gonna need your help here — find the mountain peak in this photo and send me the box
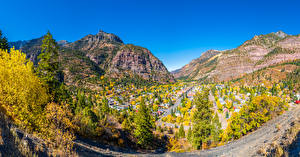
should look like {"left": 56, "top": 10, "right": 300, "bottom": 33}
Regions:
{"left": 273, "top": 30, "right": 288, "bottom": 38}
{"left": 94, "top": 30, "right": 123, "bottom": 44}
{"left": 57, "top": 40, "right": 69, "bottom": 46}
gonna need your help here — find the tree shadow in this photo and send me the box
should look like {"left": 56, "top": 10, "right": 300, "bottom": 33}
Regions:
{"left": 0, "top": 112, "right": 22, "bottom": 156}
{"left": 287, "top": 131, "right": 300, "bottom": 157}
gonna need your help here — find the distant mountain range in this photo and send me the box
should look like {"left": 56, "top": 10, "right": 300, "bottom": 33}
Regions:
{"left": 172, "top": 31, "right": 300, "bottom": 82}
{"left": 9, "top": 30, "right": 175, "bottom": 89}
{"left": 9, "top": 30, "right": 300, "bottom": 87}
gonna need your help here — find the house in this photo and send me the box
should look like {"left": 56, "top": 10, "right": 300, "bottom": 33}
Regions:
{"left": 296, "top": 94, "right": 300, "bottom": 100}
{"left": 219, "top": 98, "right": 226, "bottom": 105}
{"left": 157, "top": 109, "right": 165, "bottom": 116}
{"left": 175, "top": 110, "right": 181, "bottom": 117}
{"left": 234, "top": 108, "right": 240, "bottom": 113}
{"left": 159, "top": 103, "right": 167, "bottom": 108}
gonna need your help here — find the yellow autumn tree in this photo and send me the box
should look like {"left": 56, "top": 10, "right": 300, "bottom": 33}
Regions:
{"left": 42, "top": 102, "right": 75, "bottom": 155}
{"left": 0, "top": 48, "right": 49, "bottom": 131}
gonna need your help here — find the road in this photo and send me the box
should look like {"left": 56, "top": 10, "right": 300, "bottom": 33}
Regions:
{"left": 156, "top": 86, "right": 194, "bottom": 128}
{"left": 157, "top": 88, "right": 223, "bottom": 130}
{"left": 209, "top": 91, "right": 228, "bottom": 130}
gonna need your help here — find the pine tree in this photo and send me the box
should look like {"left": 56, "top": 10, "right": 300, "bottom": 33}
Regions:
{"left": 179, "top": 124, "right": 185, "bottom": 138}
{"left": 121, "top": 118, "right": 131, "bottom": 131}
{"left": 37, "top": 31, "right": 64, "bottom": 102}
{"left": 212, "top": 112, "right": 222, "bottom": 142}
{"left": 0, "top": 30, "right": 9, "bottom": 51}
{"left": 77, "top": 90, "right": 86, "bottom": 109}
{"left": 101, "top": 97, "right": 110, "bottom": 113}
{"left": 187, "top": 127, "right": 192, "bottom": 142}
{"left": 134, "top": 98, "right": 154, "bottom": 148}
{"left": 87, "top": 94, "right": 93, "bottom": 107}
{"left": 175, "top": 131, "right": 179, "bottom": 140}
{"left": 191, "top": 89, "right": 214, "bottom": 150}
{"left": 171, "top": 108, "right": 175, "bottom": 117}
{"left": 169, "top": 97, "right": 173, "bottom": 106}
{"left": 38, "top": 31, "right": 60, "bottom": 83}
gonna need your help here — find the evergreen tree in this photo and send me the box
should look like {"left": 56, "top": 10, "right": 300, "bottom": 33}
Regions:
{"left": 175, "top": 131, "right": 179, "bottom": 140}
{"left": 182, "top": 101, "right": 186, "bottom": 108}
{"left": 169, "top": 97, "right": 173, "bottom": 106}
{"left": 101, "top": 97, "right": 110, "bottom": 113}
{"left": 158, "top": 95, "right": 162, "bottom": 103}
{"left": 179, "top": 124, "right": 185, "bottom": 138}
{"left": 87, "top": 94, "right": 93, "bottom": 107}
{"left": 0, "top": 30, "right": 9, "bottom": 51}
{"left": 77, "top": 90, "right": 86, "bottom": 109}
{"left": 37, "top": 31, "right": 65, "bottom": 102}
{"left": 212, "top": 112, "right": 222, "bottom": 142}
{"left": 187, "top": 127, "right": 192, "bottom": 142}
{"left": 38, "top": 31, "right": 60, "bottom": 83}
{"left": 191, "top": 89, "right": 214, "bottom": 150}
{"left": 181, "top": 97, "right": 185, "bottom": 104}
{"left": 134, "top": 98, "right": 154, "bottom": 148}
{"left": 121, "top": 118, "right": 131, "bottom": 131}
{"left": 171, "top": 108, "right": 175, "bottom": 117}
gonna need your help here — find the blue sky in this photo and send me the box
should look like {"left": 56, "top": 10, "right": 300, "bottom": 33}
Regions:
{"left": 1, "top": 0, "right": 300, "bottom": 71}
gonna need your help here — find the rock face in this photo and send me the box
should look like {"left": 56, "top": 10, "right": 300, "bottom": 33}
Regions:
{"left": 9, "top": 30, "right": 174, "bottom": 86}
{"left": 64, "top": 30, "right": 174, "bottom": 83}
{"left": 109, "top": 44, "right": 173, "bottom": 82}
{"left": 9, "top": 38, "right": 43, "bottom": 64}
{"left": 171, "top": 50, "right": 221, "bottom": 79}
{"left": 173, "top": 31, "right": 300, "bottom": 82}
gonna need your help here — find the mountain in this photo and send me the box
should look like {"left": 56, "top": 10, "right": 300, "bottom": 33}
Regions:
{"left": 9, "top": 30, "right": 174, "bottom": 89}
{"left": 231, "top": 60, "right": 300, "bottom": 88}
{"left": 171, "top": 50, "right": 222, "bottom": 80}
{"left": 8, "top": 40, "right": 29, "bottom": 49}
{"left": 172, "top": 31, "right": 300, "bottom": 82}
{"left": 9, "top": 37, "right": 44, "bottom": 65}
{"left": 57, "top": 40, "right": 69, "bottom": 46}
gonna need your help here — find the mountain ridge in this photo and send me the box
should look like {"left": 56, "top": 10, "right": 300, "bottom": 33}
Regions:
{"left": 172, "top": 31, "right": 300, "bottom": 82}
{"left": 9, "top": 30, "right": 175, "bottom": 90}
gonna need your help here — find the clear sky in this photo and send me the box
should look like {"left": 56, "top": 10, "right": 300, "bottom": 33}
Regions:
{"left": 1, "top": 0, "right": 300, "bottom": 71}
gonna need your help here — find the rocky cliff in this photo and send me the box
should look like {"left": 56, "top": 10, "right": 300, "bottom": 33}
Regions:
{"left": 64, "top": 30, "right": 174, "bottom": 83}
{"left": 172, "top": 31, "right": 300, "bottom": 82}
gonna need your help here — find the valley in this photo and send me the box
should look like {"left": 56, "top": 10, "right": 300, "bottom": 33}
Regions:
{"left": 0, "top": 29, "right": 299, "bottom": 157}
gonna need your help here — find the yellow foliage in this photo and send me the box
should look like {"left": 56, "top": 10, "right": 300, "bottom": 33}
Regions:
{"left": 166, "top": 114, "right": 176, "bottom": 123}
{"left": 0, "top": 48, "right": 49, "bottom": 131}
{"left": 183, "top": 120, "right": 190, "bottom": 126}
{"left": 167, "top": 138, "right": 184, "bottom": 152}
{"left": 176, "top": 116, "right": 183, "bottom": 124}
{"left": 163, "top": 99, "right": 168, "bottom": 104}
{"left": 186, "top": 100, "right": 192, "bottom": 109}
{"left": 153, "top": 104, "right": 159, "bottom": 112}
{"left": 131, "top": 101, "right": 136, "bottom": 105}
{"left": 42, "top": 102, "right": 75, "bottom": 155}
